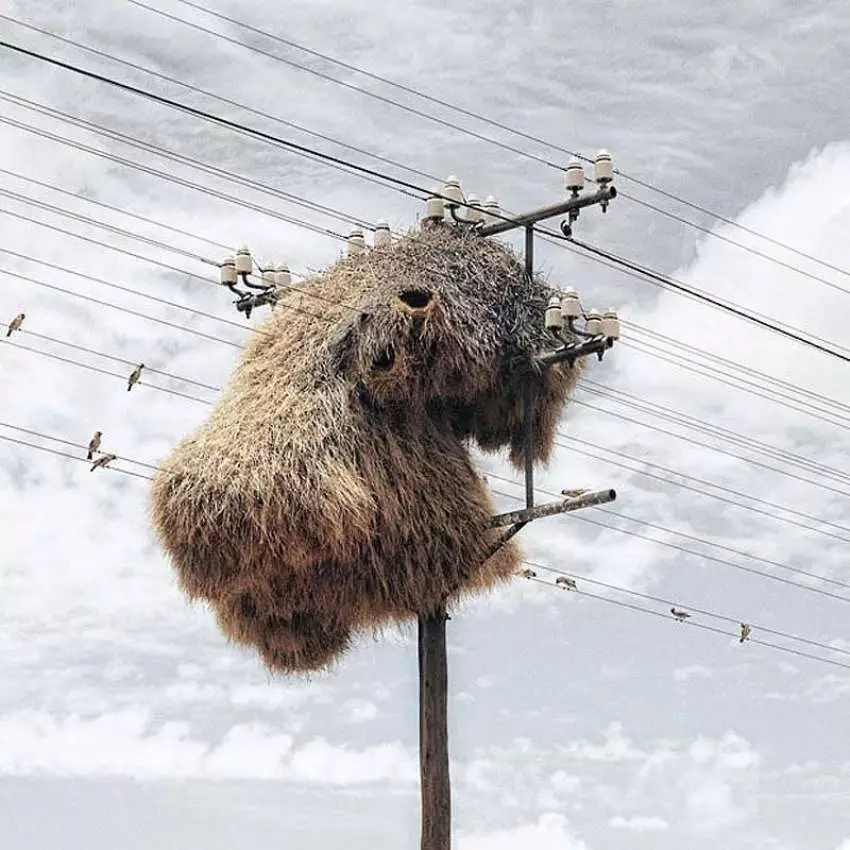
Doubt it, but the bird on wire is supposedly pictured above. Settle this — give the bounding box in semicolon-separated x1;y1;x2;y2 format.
86;430;103;461
555;576;578;590
90;452;117;472
671;607;691;622
518;568;537;579
5;313;25;337
740;623;752;643
127;363;144;392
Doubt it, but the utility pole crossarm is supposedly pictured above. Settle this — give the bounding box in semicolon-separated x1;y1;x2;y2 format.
476;185;616;237
488;488;616;528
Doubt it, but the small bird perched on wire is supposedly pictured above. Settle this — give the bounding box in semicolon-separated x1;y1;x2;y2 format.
86;430;103;461
90;452;117;472
555;576;578;591
740;623;752;643
670;607;691;622
127;363;144;391
5;313;25;337
517;568;537;579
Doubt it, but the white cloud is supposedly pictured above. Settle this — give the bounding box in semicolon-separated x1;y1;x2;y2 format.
343;698;379;723
609;815;669;832
0;709;415;784
458;814;589;850
673;664;714;682
566;722;645;763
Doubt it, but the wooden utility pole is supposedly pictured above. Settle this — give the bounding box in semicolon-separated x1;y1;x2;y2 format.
416;168;617;850
418;607;451;850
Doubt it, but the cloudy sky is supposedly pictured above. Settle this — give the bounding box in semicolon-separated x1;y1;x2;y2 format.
2;0;850;847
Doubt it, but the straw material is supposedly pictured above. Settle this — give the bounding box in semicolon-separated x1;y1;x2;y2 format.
150;225;581;674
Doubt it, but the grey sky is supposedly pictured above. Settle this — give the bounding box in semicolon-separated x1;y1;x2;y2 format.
1;0;850;847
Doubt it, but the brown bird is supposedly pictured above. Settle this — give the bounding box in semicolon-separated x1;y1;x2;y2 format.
90;452;117;472
6;313;25;337
517;568;537;579
127;363;144;391
740;623;752;643
671;607;691;622
555;576;578;591
561;488;588;498
86;430;103;461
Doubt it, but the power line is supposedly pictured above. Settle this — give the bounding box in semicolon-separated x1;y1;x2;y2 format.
554;437;850;545
620;329;850;429
6;117;848;423
8;288;849;550
541;225;850;359
526;561;850;660
1;333;212;404
524;575;850;672
572;397;850;501
5;423;848;672
0;430;153;480
625;319;850;418
0;14;441;186
0;321;220;392
561;235;850;365
0;186;219;268
485;470;850;601
4;75;846;375
0;166;233;253
578;381;850;490
124;0;850;285
0;212;333;325
0;266;245;348
0;93;359;237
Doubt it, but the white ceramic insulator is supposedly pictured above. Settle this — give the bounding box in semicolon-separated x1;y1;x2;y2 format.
483;196;501;224
374;220;392;248
466;193;484;223
348;229;366;256
235;246;253;274
443;175;463;207
219;257;237;285
565;158;585;192
601;309;620;339
545;296;564;330
425;192;445;220
275;264;291;288
595;149;614;185
560;289;582;319
585;310;602;335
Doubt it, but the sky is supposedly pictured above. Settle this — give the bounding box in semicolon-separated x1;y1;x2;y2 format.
1;0;850;847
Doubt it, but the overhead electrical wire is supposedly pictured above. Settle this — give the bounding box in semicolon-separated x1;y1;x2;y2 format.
0;330;213;404
571;398;850;500
118;0;850;284
0;94;363;235
6;306;850;551
553;438;850;545
1;423;848;671
525;561;850;661
0;14;441;186
0;422;850;660
0;322;220;393
523;574;850;672
8;8;848;313
3;61;849;375
0;166;233;253
578;381;850;488
485;470;850;601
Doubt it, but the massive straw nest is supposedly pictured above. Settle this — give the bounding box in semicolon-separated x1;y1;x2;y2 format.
150;225;582;674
